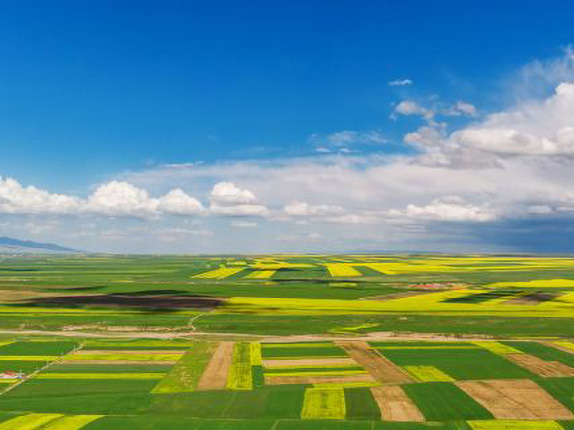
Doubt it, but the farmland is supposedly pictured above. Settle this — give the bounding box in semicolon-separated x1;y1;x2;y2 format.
1;254;574;427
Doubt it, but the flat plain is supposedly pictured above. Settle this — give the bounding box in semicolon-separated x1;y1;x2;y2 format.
1;254;574;428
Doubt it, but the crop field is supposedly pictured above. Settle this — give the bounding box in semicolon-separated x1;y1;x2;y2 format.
1;254;574;427
0;338;574;427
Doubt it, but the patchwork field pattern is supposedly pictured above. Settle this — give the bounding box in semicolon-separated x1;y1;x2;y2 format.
0;338;573;428
2;254;574;428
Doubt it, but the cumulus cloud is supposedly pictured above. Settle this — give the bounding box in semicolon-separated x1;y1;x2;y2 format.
0;177;205;218
0;177;82;215
208;181;269;217
389;196;496;222
210;181;257;204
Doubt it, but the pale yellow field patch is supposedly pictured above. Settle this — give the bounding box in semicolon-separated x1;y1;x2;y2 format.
325;264;363;277
467;420;564;430
245;270;276;279
193;267;245;279
472;341;523;355
301;387;346;420
403;365;454;382
43;415;103;430
0;413;63;430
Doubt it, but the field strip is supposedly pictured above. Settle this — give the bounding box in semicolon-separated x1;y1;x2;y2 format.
245;270;276;279
226;342;253;390
265;369;366;377
505;353;574;377
262;358;356;367
265;363;362;370
56;359;178;365
335;340;414;384
266;373;375;385
193;267;245;279
197;341;235;390
250;342;262;365
73;350;185;355
41;415;103;430
472;341;523;355
0;355;59;361
0;413;63;430
403;365;455;382
63;353;180;362
370;385;424;422
36;373;165;380
550;341;574;354
467;420;565;430
263;342;335;348
457;379;574;420
301;387;346;419
376;345;480;350
324;264;363;277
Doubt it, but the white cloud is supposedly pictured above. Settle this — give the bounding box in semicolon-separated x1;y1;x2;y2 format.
209;181;268;217
398;196;496;222
210;181;257;204
389;78;413;86
157;189;205;215
393;100;434;119
0;176;82;215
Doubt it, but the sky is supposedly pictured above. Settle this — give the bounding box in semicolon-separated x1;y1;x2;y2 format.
2;0;574;253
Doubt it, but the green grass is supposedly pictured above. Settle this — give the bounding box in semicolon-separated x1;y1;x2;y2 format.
378;348;536;380
344;388;379;420
401;382;494;421
503;341;574;367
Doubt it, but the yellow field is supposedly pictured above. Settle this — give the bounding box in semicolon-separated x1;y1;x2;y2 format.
485;279;574;289
42;415;103;430
193;267;245;279
250;342;262;366
325;264;363;277
0;413;63;430
0;355;58;361
226;342;253;390
472;341;523;355
222;288;574;318
403;365;454;382
301;387;346;419
245;270;276;279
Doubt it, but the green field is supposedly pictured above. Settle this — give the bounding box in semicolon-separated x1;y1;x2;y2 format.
1;254;574;428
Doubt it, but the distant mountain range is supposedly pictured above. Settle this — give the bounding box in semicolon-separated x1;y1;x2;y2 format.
0;237;82;254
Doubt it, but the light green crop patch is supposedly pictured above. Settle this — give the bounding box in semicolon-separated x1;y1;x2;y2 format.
0;356;58;361
0;413;63;430
301;387;346;420
226;342;253;390
42;415;103;430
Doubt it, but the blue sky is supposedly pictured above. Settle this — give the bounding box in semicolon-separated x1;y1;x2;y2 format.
2;1;574;253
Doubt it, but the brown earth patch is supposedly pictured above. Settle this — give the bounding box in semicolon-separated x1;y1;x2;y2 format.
456;379;574;420
370;385;424;421
262;358;356;367
335;340;413;384
362;291;430;301
265;373;375;385
506;353;574;377
504;292;562;305
196;341;235;390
